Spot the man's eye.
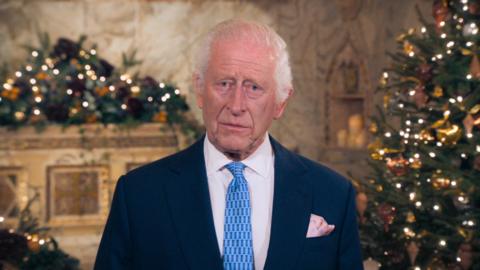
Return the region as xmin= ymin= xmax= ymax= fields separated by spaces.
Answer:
xmin=251 ymin=84 xmax=259 ymax=91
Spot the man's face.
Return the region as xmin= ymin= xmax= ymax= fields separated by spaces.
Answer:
xmin=195 ymin=38 xmax=289 ymax=159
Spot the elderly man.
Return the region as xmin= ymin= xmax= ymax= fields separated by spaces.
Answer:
xmin=94 ymin=19 xmax=363 ymax=270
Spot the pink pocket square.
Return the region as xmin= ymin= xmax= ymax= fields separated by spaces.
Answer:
xmin=306 ymin=214 xmax=335 ymax=238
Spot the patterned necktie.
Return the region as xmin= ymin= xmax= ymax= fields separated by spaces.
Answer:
xmin=223 ymin=162 xmax=254 ymax=270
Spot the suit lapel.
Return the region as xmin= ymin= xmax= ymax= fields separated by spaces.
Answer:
xmin=264 ymin=137 xmax=312 ymax=270
xmin=163 ymin=137 xmax=223 ymax=270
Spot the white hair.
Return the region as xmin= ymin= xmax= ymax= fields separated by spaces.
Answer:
xmin=195 ymin=19 xmax=293 ymax=103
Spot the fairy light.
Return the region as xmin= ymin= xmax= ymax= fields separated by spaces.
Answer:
xmin=39 ymin=239 xmax=45 ymax=245
xmin=446 ymin=41 xmax=454 ymax=48
xmin=91 ymin=75 xmax=97 ymax=80
xmin=467 ymin=220 xmax=475 ymax=226
xmin=437 ymin=142 xmax=443 ymax=147
xmin=434 ymin=205 xmax=440 ymax=211
xmin=439 ymin=240 xmax=446 ymax=247
xmin=429 ymin=152 xmax=436 ymax=158
xmin=15 ymin=71 xmax=22 ymax=77
xmin=451 ymin=180 xmax=457 ymax=187
xmin=41 ymin=65 xmax=48 ymax=71
xmin=476 ymin=145 xmax=480 ymax=152
xmin=461 ymin=0 xmax=468 ymax=3
xmin=31 ymin=51 xmax=39 ymax=57
xmin=86 ymin=70 xmax=94 ymax=76
xmin=33 ymin=109 xmax=40 ymax=115
xmin=396 ymin=183 xmax=402 ymax=189
xmin=126 ymin=79 xmax=132 ymax=84
xmin=414 ymin=134 xmax=420 ymax=139
xmin=108 ymin=85 xmax=115 ymax=91
xmin=174 ymin=89 xmax=180 ymax=95
xmin=100 ymin=76 xmax=106 ymax=82
xmin=66 ymin=89 xmax=73 ymax=95
xmin=32 ymin=86 xmax=39 ymax=92
xmin=406 ymin=120 xmax=411 ymax=126
xmin=409 ymin=90 xmax=416 ymax=96
xmin=415 ymin=201 xmax=422 ymax=207
xmin=53 ymin=69 xmax=60 ymax=75
xmin=399 ymin=130 xmax=405 ymax=136
xmin=447 ymin=49 xmax=452 ymax=54
xmin=161 ymin=96 xmax=168 ymax=102
xmin=431 ymin=56 xmax=437 ymax=61
xmin=159 ymin=82 xmax=165 ymax=88
xmin=29 ymin=78 xmax=36 ymax=85
xmin=414 ymin=153 xmax=420 ymax=159
xmin=414 ymin=267 xmax=421 ymax=270
xmin=449 ymin=98 xmax=456 ymax=103
xmin=458 ymin=196 xmax=465 ymax=202
xmin=439 ymin=21 xmax=445 ymax=27
xmin=121 ymin=104 xmax=127 ymax=110
xmin=3 ymin=83 xmax=12 ymax=90
xmin=90 ymin=49 xmax=96 ymax=55
xmin=440 ymin=33 xmax=447 ymax=39
xmin=120 ymin=74 xmax=128 ymax=81
xmin=82 ymin=101 xmax=89 ymax=108
xmin=0 ymin=216 xmax=4 ymax=222
xmin=385 ymin=132 xmax=391 ymax=138
xmin=457 ymin=257 xmax=462 ymax=262
xmin=77 ymin=73 xmax=84 ymax=79
xmin=34 ymin=96 xmax=42 ymax=103
xmin=463 ymin=5 xmax=469 ymax=11
xmin=404 ymin=139 xmax=409 ymax=144
xmin=409 ymin=51 xmax=415 ymax=57
xmin=26 ymin=65 xmax=32 ymax=71
xmin=436 ymin=54 xmax=443 ymax=59
xmin=467 ymin=133 xmax=473 ymax=138
xmin=378 ymin=149 xmax=385 ymax=155
xmin=409 ymin=192 xmax=416 ymax=200
xmin=398 ymin=103 xmax=404 ymax=108
xmin=85 ymin=64 xmax=91 ymax=70
xmin=147 ymin=96 xmax=153 ymax=102
xmin=467 ymin=74 xmax=473 ymax=80
xmin=131 ymin=86 xmax=140 ymax=93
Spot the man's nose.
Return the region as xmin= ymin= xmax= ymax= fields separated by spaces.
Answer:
xmin=227 ymin=86 xmax=246 ymax=115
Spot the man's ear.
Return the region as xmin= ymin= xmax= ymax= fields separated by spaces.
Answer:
xmin=273 ymin=87 xmax=293 ymax=119
xmin=193 ymin=72 xmax=204 ymax=109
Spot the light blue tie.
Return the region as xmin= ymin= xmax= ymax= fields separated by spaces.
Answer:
xmin=223 ymin=162 xmax=254 ymax=270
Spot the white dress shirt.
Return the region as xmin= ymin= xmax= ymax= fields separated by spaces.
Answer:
xmin=204 ymin=134 xmax=275 ymax=270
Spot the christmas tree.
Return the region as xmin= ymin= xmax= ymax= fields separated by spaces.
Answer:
xmin=359 ymin=0 xmax=480 ymax=269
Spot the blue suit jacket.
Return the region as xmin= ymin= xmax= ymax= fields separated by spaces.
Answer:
xmin=94 ymin=136 xmax=363 ymax=270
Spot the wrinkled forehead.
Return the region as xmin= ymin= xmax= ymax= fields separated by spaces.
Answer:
xmin=210 ymin=35 xmax=277 ymax=63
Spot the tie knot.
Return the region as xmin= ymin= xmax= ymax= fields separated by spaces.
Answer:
xmin=225 ymin=162 xmax=246 ymax=178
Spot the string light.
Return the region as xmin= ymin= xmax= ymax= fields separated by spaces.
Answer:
xmin=53 ymin=69 xmax=60 ymax=75
xmin=100 ymin=76 xmax=106 ymax=82
xmin=26 ymin=65 xmax=32 ymax=71
xmin=429 ymin=152 xmax=436 ymax=158
xmin=409 ymin=192 xmax=416 ymax=200
xmin=77 ymin=73 xmax=84 ymax=79
xmin=33 ymin=109 xmax=40 ymax=115
xmin=439 ymin=240 xmax=446 ymax=247
xmin=463 ymin=5 xmax=469 ymax=11
xmin=85 ymin=64 xmax=91 ymax=70
xmin=421 ymin=26 xmax=426 ymax=33
xmin=31 ymin=51 xmax=39 ymax=57
xmin=82 ymin=101 xmax=89 ymax=108
xmin=66 ymin=89 xmax=73 ymax=95
xmin=159 ymin=82 xmax=165 ymax=88
xmin=0 ymin=216 xmax=4 ymax=222
xmin=409 ymin=90 xmax=416 ymax=96
xmin=466 ymin=74 xmax=473 ymax=80
xmin=147 ymin=96 xmax=153 ymax=102
xmin=396 ymin=183 xmax=402 ymax=189
xmin=131 ymin=86 xmax=140 ymax=93
xmin=174 ymin=89 xmax=180 ymax=95
xmin=90 ymin=49 xmax=96 ymax=55
xmin=108 ymin=85 xmax=115 ymax=91
xmin=451 ymin=181 xmax=457 ymax=187
xmin=446 ymin=41 xmax=455 ymax=47
xmin=433 ymin=205 xmax=440 ymax=211
xmin=439 ymin=21 xmax=445 ymax=27
xmin=466 ymin=41 xmax=473 ymax=47
xmin=385 ymin=132 xmax=391 ymax=137
xmin=467 ymin=133 xmax=473 ymax=138
xmin=121 ymin=104 xmax=127 ymax=110
xmin=41 ymin=65 xmax=48 ymax=71
xmin=449 ymin=98 xmax=456 ymax=103
xmin=415 ymin=201 xmax=422 ymax=207
xmin=440 ymin=33 xmax=447 ymax=39
xmin=29 ymin=78 xmax=36 ymax=85
xmin=34 ymin=96 xmax=42 ymax=103
xmin=15 ymin=71 xmax=22 ymax=77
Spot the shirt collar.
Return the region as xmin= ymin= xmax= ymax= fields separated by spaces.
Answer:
xmin=204 ymin=133 xmax=273 ymax=179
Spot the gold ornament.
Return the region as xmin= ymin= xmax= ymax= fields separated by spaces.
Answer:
xmin=410 ymin=158 xmax=422 ymax=169
xmin=386 ymin=156 xmax=409 ymax=176
xmin=406 ymin=211 xmax=416 ymax=223
xmin=433 ymin=85 xmax=444 ymax=97
xmin=403 ymin=41 xmax=415 ymax=55
xmin=376 ymin=185 xmax=383 ymax=192
xmin=436 ymin=124 xmax=462 ymax=145
xmin=153 ymin=111 xmax=168 ymax=123
xmin=470 ymin=55 xmax=480 ymax=78
xmin=432 ymin=173 xmax=451 ymax=189
xmin=419 ymin=129 xmax=435 ymax=141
